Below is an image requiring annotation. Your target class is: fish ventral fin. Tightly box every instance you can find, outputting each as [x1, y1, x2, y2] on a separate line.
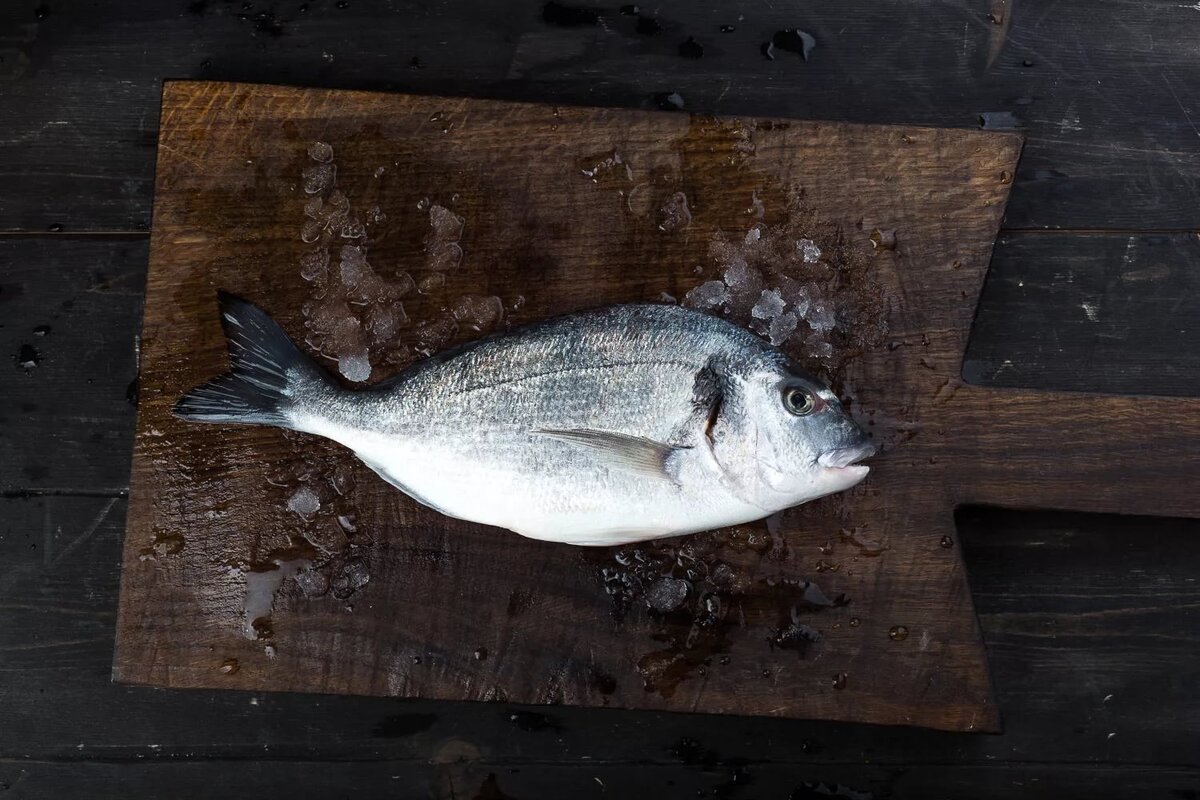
[533, 428, 685, 483]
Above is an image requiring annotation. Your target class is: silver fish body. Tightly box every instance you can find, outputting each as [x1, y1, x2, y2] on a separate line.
[176, 295, 874, 546]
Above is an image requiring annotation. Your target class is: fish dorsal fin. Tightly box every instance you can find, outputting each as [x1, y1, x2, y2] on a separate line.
[533, 428, 684, 482]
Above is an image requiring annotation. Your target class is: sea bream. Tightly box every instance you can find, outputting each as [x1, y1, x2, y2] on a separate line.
[175, 293, 875, 546]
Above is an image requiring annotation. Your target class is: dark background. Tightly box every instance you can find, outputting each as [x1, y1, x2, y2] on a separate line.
[1, 1, 1198, 797]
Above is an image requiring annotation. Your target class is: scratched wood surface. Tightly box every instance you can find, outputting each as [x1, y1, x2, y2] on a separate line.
[119, 77, 1200, 734]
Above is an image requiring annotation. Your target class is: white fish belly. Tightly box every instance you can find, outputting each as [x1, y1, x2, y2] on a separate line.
[343, 433, 764, 546]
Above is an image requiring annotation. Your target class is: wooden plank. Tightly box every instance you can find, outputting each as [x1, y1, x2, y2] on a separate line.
[2, 762, 1198, 800]
[2, 0, 1199, 232]
[965, 232, 1200, 397]
[3, 498, 1198, 788]
[0, 238, 145, 494]
[111, 80, 1025, 730]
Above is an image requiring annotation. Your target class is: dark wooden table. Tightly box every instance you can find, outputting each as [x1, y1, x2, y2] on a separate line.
[1, 1, 1197, 797]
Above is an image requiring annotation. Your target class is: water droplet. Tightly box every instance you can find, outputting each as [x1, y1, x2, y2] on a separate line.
[473, 647, 488, 661]
[939, 535, 954, 549]
[889, 625, 909, 642]
[832, 672, 847, 690]
[720, 24, 735, 33]
[848, 617, 861, 628]
[409, 56, 422, 69]
[1000, 170, 1012, 184]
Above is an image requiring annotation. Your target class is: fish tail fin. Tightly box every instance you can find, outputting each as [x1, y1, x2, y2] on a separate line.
[173, 291, 335, 429]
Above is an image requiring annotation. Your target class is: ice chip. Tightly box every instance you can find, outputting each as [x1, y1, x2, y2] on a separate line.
[807, 302, 836, 333]
[426, 241, 464, 272]
[751, 288, 786, 320]
[451, 294, 504, 332]
[768, 310, 799, 345]
[418, 273, 445, 294]
[785, 284, 813, 317]
[646, 577, 689, 612]
[339, 248, 368, 289]
[299, 250, 329, 282]
[428, 204, 464, 240]
[302, 163, 335, 195]
[657, 191, 692, 233]
[300, 218, 324, 244]
[307, 141, 334, 163]
[797, 238, 822, 263]
[294, 568, 329, 599]
[682, 280, 730, 310]
[332, 558, 370, 599]
[722, 259, 764, 296]
[338, 351, 372, 382]
[286, 486, 321, 519]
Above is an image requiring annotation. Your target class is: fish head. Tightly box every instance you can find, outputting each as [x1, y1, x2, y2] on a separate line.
[718, 362, 875, 508]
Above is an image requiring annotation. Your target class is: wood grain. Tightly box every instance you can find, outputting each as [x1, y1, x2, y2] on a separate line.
[2, 0, 1199, 232]
[109, 80, 1035, 731]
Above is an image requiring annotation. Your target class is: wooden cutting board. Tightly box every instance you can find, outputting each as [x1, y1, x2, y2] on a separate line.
[114, 81, 1200, 732]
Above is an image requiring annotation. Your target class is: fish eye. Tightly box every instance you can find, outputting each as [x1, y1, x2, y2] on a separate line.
[783, 387, 816, 416]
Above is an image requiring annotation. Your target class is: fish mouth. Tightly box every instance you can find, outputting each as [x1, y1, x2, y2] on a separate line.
[817, 442, 876, 474]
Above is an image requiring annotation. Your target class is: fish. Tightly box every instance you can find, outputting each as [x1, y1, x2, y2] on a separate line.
[174, 292, 875, 546]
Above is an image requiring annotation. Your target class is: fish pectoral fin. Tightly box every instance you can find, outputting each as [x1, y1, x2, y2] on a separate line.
[533, 428, 685, 483]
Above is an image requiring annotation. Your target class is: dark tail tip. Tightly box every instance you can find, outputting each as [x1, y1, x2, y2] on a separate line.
[174, 292, 328, 428]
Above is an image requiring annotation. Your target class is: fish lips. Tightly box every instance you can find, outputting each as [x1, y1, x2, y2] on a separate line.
[817, 442, 876, 479]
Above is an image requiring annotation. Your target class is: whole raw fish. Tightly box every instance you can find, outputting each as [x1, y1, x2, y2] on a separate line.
[175, 293, 874, 545]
